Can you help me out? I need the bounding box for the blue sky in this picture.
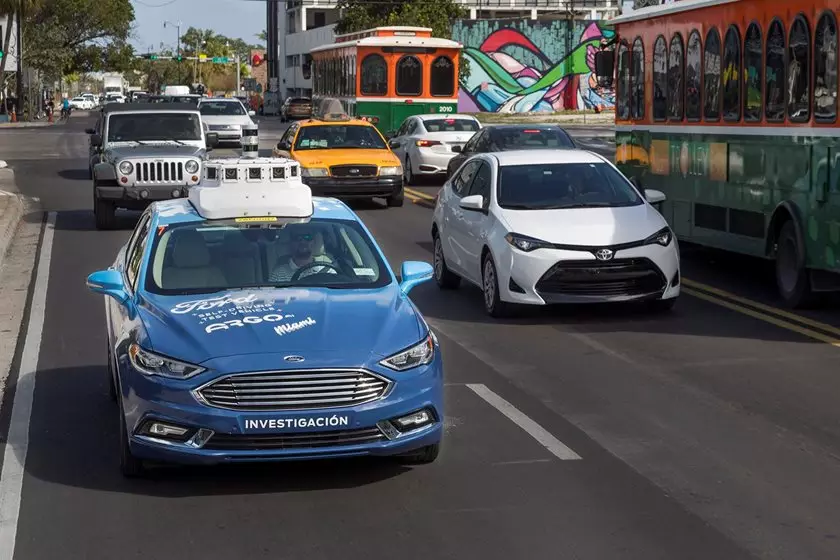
[130,0,266,52]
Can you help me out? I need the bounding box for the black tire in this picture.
[386,188,404,207]
[647,297,677,313]
[433,233,460,289]
[775,221,814,308]
[398,442,440,465]
[94,191,116,231]
[106,341,117,403]
[118,402,146,478]
[404,156,414,186]
[481,254,514,318]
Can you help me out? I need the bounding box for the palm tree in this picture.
[257,30,267,44]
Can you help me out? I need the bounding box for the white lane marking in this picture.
[466,383,582,461]
[0,211,54,560]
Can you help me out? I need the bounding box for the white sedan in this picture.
[69,96,94,110]
[387,114,481,184]
[430,150,680,317]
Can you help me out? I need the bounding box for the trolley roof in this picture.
[311,27,461,54]
[609,0,738,25]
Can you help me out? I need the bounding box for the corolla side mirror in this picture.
[399,261,433,295]
[388,140,400,149]
[459,194,485,212]
[645,189,666,204]
[86,269,130,306]
[451,145,462,153]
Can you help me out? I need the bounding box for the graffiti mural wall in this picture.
[452,19,616,113]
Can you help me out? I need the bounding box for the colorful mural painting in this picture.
[451,19,616,113]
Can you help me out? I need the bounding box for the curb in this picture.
[0,169,26,271]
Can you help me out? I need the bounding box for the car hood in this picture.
[106,143,205,159]
[498,204,668,246]
[293,149,400,168]
[137,286,424,367]
[201,115,253,126]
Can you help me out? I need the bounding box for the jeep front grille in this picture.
[135,161,185,184]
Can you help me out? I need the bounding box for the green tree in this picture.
[0,0,43,101]
[256,30,267,44]
[22,0,134,80]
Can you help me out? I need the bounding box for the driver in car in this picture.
[269,226,336,283]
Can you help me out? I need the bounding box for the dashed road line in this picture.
[466,383,582,461]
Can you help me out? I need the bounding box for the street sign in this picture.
[199,54,207,60]
[243,78,257,91]
[269,78,279,93]
[212,57,229,63]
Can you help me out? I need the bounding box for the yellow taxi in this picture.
[273,113,404,207]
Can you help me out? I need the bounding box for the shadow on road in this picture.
[14,365,411,496]
[57,169,90,181]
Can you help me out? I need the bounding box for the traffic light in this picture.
[251,54,263,67]
[141,54,158,60]
[175,55,183,62]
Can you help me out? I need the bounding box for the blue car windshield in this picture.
[145,218,390,295]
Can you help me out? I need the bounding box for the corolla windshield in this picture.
[199,101,246,116]
[107,113,202,142]
[146,219,391,295]
[294,125,386,150]
[498,162,644,210]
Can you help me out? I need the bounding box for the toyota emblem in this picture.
[284,355,305,363]
[594,248,614,261]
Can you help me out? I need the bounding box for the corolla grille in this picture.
[196,369,392,411]
[535,258,666,297]
[134,160,185,184]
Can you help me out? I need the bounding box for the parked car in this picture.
[445,124,577,178]
[431,150,680,317]
[387,114,481,184]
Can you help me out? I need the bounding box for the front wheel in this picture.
[482,254,514,318]
[94,192,116,230]
[386,188,404,207]
[403,156,414,186]
[775,221,814,308]
[398,443,440,465]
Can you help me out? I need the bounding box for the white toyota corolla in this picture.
[430,150,680,317]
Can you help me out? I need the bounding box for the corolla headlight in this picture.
[118,161,134,174]
[128,343,205,379]
[504,232,553,252]
[379,333,435,371]
[301,167,329,177]
[644,227,673,247]
[379,166,402,176]
[184,159,200,174]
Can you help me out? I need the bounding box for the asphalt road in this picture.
[1,112,840,559]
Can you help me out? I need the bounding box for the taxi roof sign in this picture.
[188,156,313,220]
[314,112,352,122]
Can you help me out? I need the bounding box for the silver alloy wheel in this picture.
[483,259,496,311]
[434,237,444,281]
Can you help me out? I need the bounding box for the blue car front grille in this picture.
[203,427,385,450]
[195,369,391,411]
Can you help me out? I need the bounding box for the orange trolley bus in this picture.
[610,0,840,307]
[309,26,462,134]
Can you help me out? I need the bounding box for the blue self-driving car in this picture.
[86,158,441,477]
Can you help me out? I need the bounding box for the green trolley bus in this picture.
[309,26,462,134]
[611,0,840,307]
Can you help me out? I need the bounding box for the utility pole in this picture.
[15,0,24,121]
[235,54,241,96]
[164,20,182,82]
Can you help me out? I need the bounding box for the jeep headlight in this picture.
[379,333,435,371]
[128,343,205,379]
[379,166,402,176]
[118,161,134,174]
[301,167,329,177]
[184,159,200,174]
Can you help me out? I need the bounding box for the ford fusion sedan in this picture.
[86,158,441,476]
[431,150,680,317]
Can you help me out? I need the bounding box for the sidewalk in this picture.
[0,119,62,128]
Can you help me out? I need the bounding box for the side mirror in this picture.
[90,134,102,147]
[399,261,433,295]
[451,145,463,153]
[85,128,95,134]
[459,194,485,212]
[86,269,130,306]
[205,132,219,149]
[248,110,256,117]
[388,139,400,149]
[645,189,666,204]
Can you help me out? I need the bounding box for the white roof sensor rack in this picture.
[189,156,313,220]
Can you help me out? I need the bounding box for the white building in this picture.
[0,14,19,74]
[275,0,619,99]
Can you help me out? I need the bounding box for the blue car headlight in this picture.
[379,333,435,371]
[128,343,205,379]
